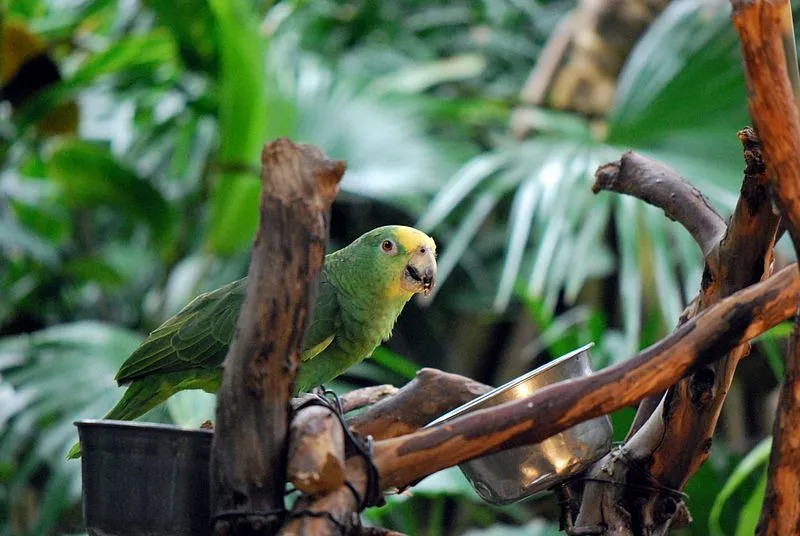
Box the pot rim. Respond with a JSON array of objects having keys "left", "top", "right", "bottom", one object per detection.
[
  {"left": 74, "top": 419, "right": 213, "bottom": 436},
  {"left": 425, "top": 341, "right": 595, "bottom": 427}
]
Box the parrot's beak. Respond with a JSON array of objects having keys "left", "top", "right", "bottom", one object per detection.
[{"left": 402, "top": 246, "right": 437, "bottom": 296}]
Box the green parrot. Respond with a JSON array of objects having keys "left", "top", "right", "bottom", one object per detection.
[{"left": 67, "top": 225, "right": 436, "bottom": 459}]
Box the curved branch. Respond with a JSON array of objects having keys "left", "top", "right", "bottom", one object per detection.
[
  {"left": 732, "top": 1, "right": 800, "bottom": 533},
  {"left": 374, "top": 263, "right": 799, "bottom": 489},
  {"left": 593, "top": 151, "right": 727, "bottom": 258},
  {"left": 347, "top": 368, "right": 490, "bottom": 440},
  {"left": 285, "top": 265, "right": 799, "bottom": 535}
]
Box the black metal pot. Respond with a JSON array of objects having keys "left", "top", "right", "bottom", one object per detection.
[{"left": 76, "top": 419, "right": 213, "bottom": 536}]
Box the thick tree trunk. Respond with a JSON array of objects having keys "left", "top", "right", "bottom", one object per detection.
[
  {"left": 730, "top": 1, "right": 800, "bottom": 533},
  {"left": 512, "top": 0, "right": 670, "bottom": 136},
  {"left": 210, "top": 139, "right": 343, "bottom": 535}
]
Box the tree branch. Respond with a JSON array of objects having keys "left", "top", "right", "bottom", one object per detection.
[
  {"left": 731, "top": 1, "right": 800, "bottom": 533},
  {"left": 210, "top": 139, "right": 344, "bottom": 535},
  {"left": 283, "top": 264, "right": 798, "bottom": 535},
  {"left": 347, "top": 368, "right": 491, "bottom": 441},
  {"left": 577, "top": 127, "right": 781, "bottom": 533},
  {"left": 593, "top": 151, "right": 727, "bottom": 259},
  {"left": 373, "top": 264, "right": 798, "bottom": 490}
]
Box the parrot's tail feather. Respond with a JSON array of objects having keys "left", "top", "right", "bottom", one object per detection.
[
  {"left": 102, "top": 380, "right": 172, "bottom": 421},
  {"left": 65, "top": 380, "right": 172, "bottom": 460},
  {"left": 66, "top": 442, "right": 81, "bottom": 459}
]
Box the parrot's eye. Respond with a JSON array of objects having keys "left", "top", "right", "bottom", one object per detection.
[{"left": 380, "top": 239, "right": 397, "bottom": 255}]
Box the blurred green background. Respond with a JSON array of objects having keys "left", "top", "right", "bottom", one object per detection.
[{"left": 0, "top": 0, "right": 794, "bottom": 534}]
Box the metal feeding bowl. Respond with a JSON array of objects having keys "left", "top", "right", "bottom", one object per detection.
[
  {"left": 75, "top": 419, "right": 213, "bottom": 536},
  {"left": 427, "top": 342, "right": 612, "bottom": 505}
]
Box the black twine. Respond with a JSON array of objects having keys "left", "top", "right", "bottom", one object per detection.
[
  {"left": 212, "top": 508, "right": 286, "bottom": 527},
  {"left": 287, "top": 509, "right": 348, "bottom": 534},
  {"left": 292, "top": 386, "right": 385, "bottom": 510},
  {"left": 211, "top": 386, "right": 383, "bottom": 530},
  {"left": 582, "top": 448, "right": 688, "bottom": 501}
]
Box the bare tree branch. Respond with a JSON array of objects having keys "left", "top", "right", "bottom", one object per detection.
[
  {"left": 577, "top": 127, "right": 781, "bottom": 534},
  {"left": 210, "top": 139, "right": 344, "bottom": 535},
  {"left": 347, "top": 368, "right": 490, "bottom": 441},
  {"left": 731, "top": 1, "right": 800, "bottom": 533},
  {"left": 283, "top": 265, "right": 798, "bottom": 536},
  {"left": 373, "top": 264, "right": 798, "bottom": 490},
  {"left": 593, "top": 151, "right": 727, "bottom": 259}
]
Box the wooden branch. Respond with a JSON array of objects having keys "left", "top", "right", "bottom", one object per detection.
[
  {"left": 341, "top": 385, "right": 398, "bottom": 413},
  {"left": 372, "top": 264, "right": 799, "bottom": 490},
  {"left": 287, "top": 405, "right": 345, "bottom": 495},
  {"left": 593, "top": 151, "right": 727, "bottom": 258},
  {"left": 759, "top": 320, "right": 800, "bottom": 534},
  {"left": 593, "top": 151, "right": 730, "bottom": 440},
  {"left": 283, "top": 266, "right": 798, "bottom": 536},
  {"left": 347, "top": 368, "right": 491, "bottom": 441},
  {"left": 279, "top": 457, "right": 367, "bottom": 536},
  {"left": 578, "top": 128, "right": 781, "bottom": 533},
  {"left": 210, "top": 139, "right": 344, "bottom": 535},
  {"left": 279, "top": 368, "right": 488, "bottom": 536},
  {"left": 733, "top": 0, "right": 800, "bottom": 253},
  {"left": 731, "top": 2, "right": 800, "bottom": 533},
  {"left": 637, "top": 127, "right": 780, "bottom": 482}
]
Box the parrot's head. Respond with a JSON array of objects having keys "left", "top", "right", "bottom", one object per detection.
[{"left": 344, "top": 225, "right": 437, "bottom": 298}]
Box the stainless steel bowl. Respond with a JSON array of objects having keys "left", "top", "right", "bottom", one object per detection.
[{"left": 426, "top": 342, "right": 612, "bottom": 505}]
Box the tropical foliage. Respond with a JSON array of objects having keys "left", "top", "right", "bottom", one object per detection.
[{"left": 0, "top": 0, "right": 789, "bottom": 534}]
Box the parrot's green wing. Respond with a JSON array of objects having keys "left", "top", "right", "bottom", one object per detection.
[
  {"left": 115, "top": 279, "right": 245, "bottom": 383},
  {"left": 301, "top": 268, "right": 340, "bottom": 361},
  {"left": 115, "top": 268, "right": 341, "bottom": 384}
]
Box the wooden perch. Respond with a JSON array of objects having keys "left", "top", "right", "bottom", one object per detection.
[
  {"left": 593, "top": 151, "right": 727, "bottom": 260},
  {"left": 284, "top": 264, "right": 799, "bottom": 536},
  {"left": 210, "top": 139, "right": 344, "bottom": 535},
  {"left": 288, "top": 404, "right": 346, "bottom": 495},
  {"left": 577, "top": 127, "right": 782, "bottom": 533},
  {"left": 372, "top": 264, "right": 799, "bottom": 490},
  {"left": 286, "top": 370, "right": 489, "bottom": 498},
  {"left": 347, "top": 368, "right": 491, "bottom": 440},
  {"left": 731, "top": 1, "right": 800, "bottom": 533},
  {"left": 340, "top": 385, "right": 398, "bottom": 413}
]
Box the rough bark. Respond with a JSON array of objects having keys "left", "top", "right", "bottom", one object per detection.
[
  {"left": 347, "top": 368, "right": 491, "bottom": 441},
  {"left": 373, "top": 264, "right": 798, "bottom": 490},
  {"left": 730, "top": 1, "right": 800, "bottom": 533},
  {"left": 340, "top": 385, "right": 398, "bottom": 413},
  {"left": 575, "top": 128, "right": 780, "bottom": 534},
  {"left": 287, "top": 405, "right": 346, "bottom": 495},
  {"left": 593, "top": 151, "right": 727, "bottom": 260},
  {"left": 287, "top": 264, "right": 799, "bottom": 536},
  {"left": 210, "top": 139, "right": 344, "bottom": 535}
]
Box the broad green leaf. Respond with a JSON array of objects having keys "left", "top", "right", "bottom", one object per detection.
[
  {"left": 736, "top": 469, "right": 767, "bottom": 536},
  {"left": 709, "top": 437, "right": 772, "bottom": 536},
  {"left": 494, "top": 174, "right": 539, "bottom": 311},
  {"left": 615, "top": 197, "right": 642, "bottom": 355},
  {"left": 417, "top": 152, "right": 510, "bottom": 231},
  {"left": 643, "top": 204, "right": 683, "bottom": 326},
  {"left": 206, "top": 0, "right": 283, "bottom": 254},
  {"left": 144, "top": 0, "right": 218, "bottom": 71},
  {"left": 428, "top": 191, "right": 499, "bottom": 298},
  {"left": 609, "top": 0, "right": 746, "bottom": 194},
  {"left": 46, "top": 141, "right": 173, "bottom": 240},
  {"left": 166, "top": 390, "right": 216, "bottom": 427},
  {"left": 371, "top": 346, "right": 419, "bottom": 381},
  {"left": 70, "top": 30, "right": 179, "bottom": 86},
  {"left": 369, "top": 53, "right": 487, "bottom": 94}
]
